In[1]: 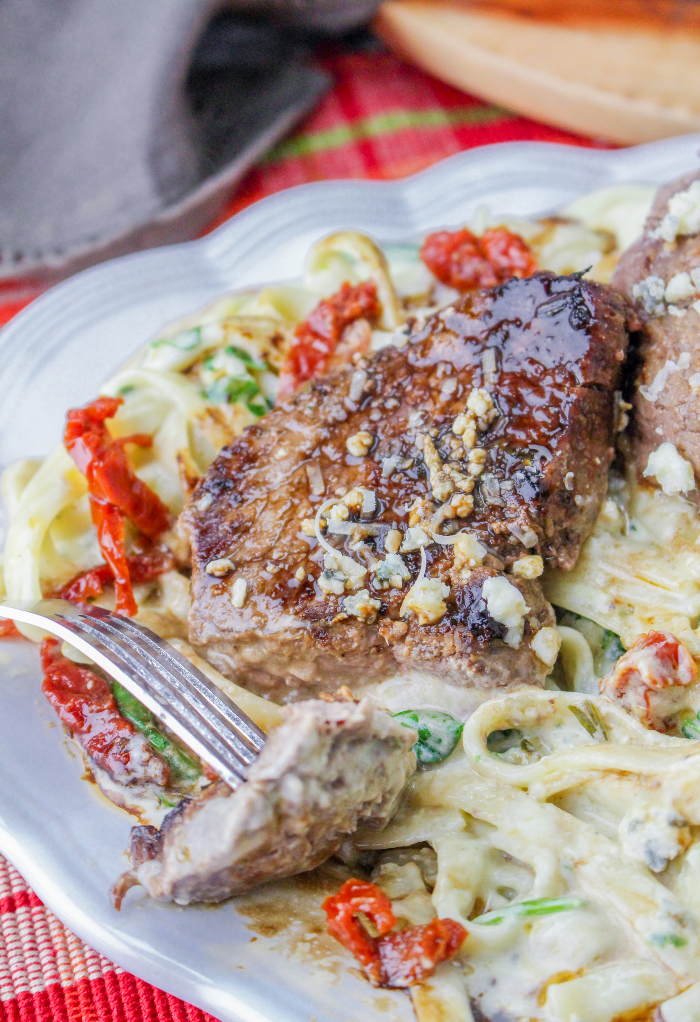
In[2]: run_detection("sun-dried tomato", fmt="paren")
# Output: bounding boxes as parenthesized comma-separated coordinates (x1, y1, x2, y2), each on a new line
(63, 397, 172, 616)
(40, 637, 169, 785)
(324, 879, 395, 984)
(278, 281, 380, 399)
(420, 227, 537, 292)
(600, 630, 697, 732)
(377, 918, 467, 988)
(481, 227, 538, 280)
(59, 548, 175, 605)
(0, 620, 22, 639)
(323, 879, 466, 987)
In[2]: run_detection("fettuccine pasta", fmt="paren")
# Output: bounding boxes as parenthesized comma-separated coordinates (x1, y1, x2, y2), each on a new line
(8, 182, 700, 1021)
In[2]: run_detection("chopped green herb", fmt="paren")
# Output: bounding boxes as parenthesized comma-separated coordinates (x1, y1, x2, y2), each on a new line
(569, 704, 597, 737)
(113, 681, 201, 784)
(225, 345, 267, 370)
(151, 327, 201, 351)
(486, 728, 523, 754)
(569, 701, 607, 741)
(586, 701, 608, 739)
(601, 629, 625, 662)
(393, 709, 464, 765)
(682, 715, 700, 740)
(205, 372, 261, 406)
(471, 897, 586, 926)
(227, 375, 260, 403)
(117, 384, 135, 396)
(247, 396, 272, 418)
(649, 933, 687, 948)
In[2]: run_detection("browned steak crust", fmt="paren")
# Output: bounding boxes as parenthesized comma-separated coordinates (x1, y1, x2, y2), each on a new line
(611, 170, 700, 482)
(181, 272, 630, 698)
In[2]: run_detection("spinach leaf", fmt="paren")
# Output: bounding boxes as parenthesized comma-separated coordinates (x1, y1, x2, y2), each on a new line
(393, 709, 464, 765)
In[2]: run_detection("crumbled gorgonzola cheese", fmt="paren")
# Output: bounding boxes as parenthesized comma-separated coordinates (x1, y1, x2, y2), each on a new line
(400, 576, 450, 625)
(482, 576, 529, 648)
(318, 569, 347, 595)
(654, 180, 700, 242)
(618, 807, 691, 873)
(643, 442, 696, 496)
(401, 526, 431, 552)
(632, 275, 666, 317)
(530, 626, 561, 667)
(664, 272, 696, 304)
(342, 589, 381, 622)
(374, 552, 411, 582)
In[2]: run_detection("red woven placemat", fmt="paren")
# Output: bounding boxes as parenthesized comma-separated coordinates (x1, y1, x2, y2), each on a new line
(0, 44, 606, 1022)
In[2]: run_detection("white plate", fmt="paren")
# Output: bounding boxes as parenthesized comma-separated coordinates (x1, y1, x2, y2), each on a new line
(1, 134, 699, 1022)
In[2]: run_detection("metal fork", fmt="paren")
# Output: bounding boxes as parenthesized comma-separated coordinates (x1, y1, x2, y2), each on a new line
(0, 602, 266, 790)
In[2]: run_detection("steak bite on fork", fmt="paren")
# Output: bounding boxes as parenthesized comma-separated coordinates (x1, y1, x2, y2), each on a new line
(180, 272, 631, 699)
(112, 697, 416, 906)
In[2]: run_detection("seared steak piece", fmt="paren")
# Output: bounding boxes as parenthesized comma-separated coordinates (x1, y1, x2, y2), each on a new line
(612, 170, 700, 482)
(112, 698, 416, 906)
(181, 272, 630, 697)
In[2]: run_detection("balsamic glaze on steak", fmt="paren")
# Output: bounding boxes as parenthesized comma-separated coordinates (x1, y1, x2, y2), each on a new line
(180, 272, 631, 699)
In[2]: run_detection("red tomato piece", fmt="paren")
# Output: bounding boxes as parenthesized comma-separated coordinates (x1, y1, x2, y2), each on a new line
(40, 637, 169, 785)
(278, 281, 380, 399)
(378, 918, 467, 988)
(63, 397, 172, 616)
(0, 620, 22, 639)
(600, 630, 697, 732)
(59, 549, 175, 605)
(480, 227, 538, 280)
(420, 229, 498, 291)
(60, 564, 113, 603)
(323, 879, 466, 987)
(91, 500, 137, 616)
(420, 227, 537, 292)
(323, 879, 396, 985)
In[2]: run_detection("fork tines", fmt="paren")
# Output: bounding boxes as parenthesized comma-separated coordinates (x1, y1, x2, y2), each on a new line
(58, 607, 266, 791)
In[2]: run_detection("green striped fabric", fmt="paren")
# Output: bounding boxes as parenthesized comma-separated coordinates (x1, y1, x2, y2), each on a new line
(263, 104, 509, 163)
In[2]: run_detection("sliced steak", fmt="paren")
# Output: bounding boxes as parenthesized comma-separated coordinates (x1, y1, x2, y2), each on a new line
(181, 272, 630, 697)
(112, 698, 416, 906)
(611, 170, 700, 482)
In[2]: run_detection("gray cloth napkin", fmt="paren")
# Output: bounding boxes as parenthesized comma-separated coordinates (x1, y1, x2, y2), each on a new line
(233, 0, 381, 31)
(0, 0, 381, 286)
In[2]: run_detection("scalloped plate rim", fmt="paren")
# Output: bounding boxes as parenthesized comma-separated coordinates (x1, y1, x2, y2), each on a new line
(0, 133, 699, 1022)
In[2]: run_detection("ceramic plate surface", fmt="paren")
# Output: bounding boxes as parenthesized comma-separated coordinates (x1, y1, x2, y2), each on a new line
(1, 134, 700, 1022)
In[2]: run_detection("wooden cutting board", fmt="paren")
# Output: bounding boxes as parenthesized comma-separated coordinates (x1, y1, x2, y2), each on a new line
(375, 0, 700, 143)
